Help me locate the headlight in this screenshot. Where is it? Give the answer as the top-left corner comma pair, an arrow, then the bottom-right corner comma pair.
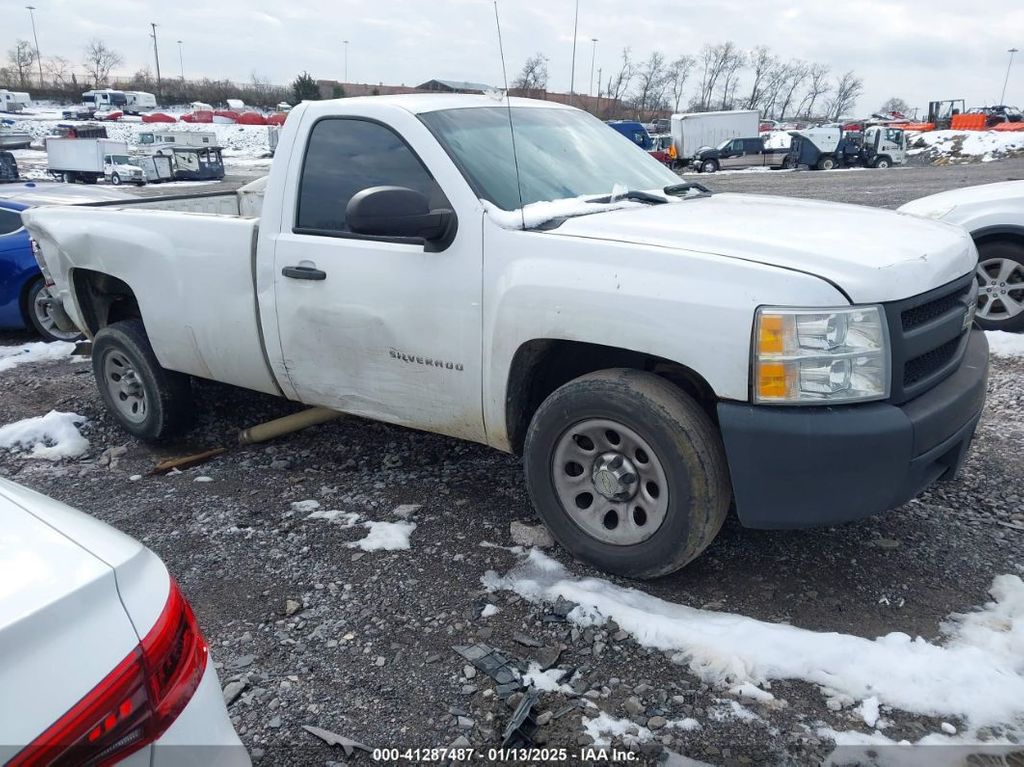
752,306 -> 890,404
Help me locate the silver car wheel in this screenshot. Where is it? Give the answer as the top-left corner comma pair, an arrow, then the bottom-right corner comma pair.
976,257 -> 1024,321
32,285 -> 81,341
103,351 -> 149,424
551,418 -> 670,546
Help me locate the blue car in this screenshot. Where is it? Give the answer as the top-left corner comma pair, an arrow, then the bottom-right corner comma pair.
0,199 -> 81,341
606,120 -> 654,151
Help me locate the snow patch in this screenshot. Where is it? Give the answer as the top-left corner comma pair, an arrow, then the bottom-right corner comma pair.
859,696 -> 881,728
521,663 -> 573,693
987,330 -> 1024,358
348,520 -> 416,551
0,411 -> 89,460
907,130 -> 1024,163
0,342 -> 76,373
307,509 -> 362,528
582,712 -> 653,747
483,549 -> 1024,736
480,604 -> 500,617
819,726 -> 1021,767
290,499 -> 320,513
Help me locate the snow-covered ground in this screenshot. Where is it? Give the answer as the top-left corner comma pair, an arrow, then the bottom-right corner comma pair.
0,410 -> 89,460
987,330 -> 1024,358
908,130 -> 1024,163
485,548 -> 1024,749
0,341 -> 75,372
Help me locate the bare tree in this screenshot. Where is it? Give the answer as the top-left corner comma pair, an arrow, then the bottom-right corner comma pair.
694,43 -> 727,111
512,53 -> 549,96
667,55 -> 695,113
827,70 -> 863,120
743,46 -> 776,112
797,62 -> 830,119
83,39 -> 124,87
605,47 -> 634,108
45,56 -> 74,88
631,51 -> 669,120
773,60 -> 809,120
879,96 -> 910,116
714,43 -> 745,110
7,40 -> 37,88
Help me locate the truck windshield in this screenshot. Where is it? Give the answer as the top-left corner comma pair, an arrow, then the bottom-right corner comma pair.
108,155 -> 133,165
419,106 -> 680,211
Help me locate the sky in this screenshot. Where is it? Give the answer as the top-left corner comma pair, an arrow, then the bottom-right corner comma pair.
3,0 -> 1022,116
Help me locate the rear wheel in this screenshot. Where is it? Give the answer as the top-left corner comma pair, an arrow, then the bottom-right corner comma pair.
817,156 -> 836,171
975,241 -> 1024,332
92,319 -> 194,442
62,171 -> 74,184
523,369 -> 731,579
25,278 -> 82,343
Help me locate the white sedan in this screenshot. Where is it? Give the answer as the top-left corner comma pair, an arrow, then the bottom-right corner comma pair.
0,478 -> 249,766
899,180 -> 1024,332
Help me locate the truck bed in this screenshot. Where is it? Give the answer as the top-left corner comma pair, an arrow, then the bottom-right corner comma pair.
23,202 -> 279,395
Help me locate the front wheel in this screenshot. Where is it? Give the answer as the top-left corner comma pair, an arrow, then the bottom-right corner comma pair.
523,369 -> 731,579
26,279 -> 83,342
975,241 -> 1024,332
874,156 -> 891,168
817,156 -> 836,170
110,172 -> 122,185
701,159 -> 719,173
92,319 -> 194,442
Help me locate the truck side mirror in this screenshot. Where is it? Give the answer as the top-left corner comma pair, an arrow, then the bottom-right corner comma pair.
346,186 -> 455,246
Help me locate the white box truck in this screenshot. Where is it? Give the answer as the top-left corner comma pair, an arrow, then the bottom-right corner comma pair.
46,138 -> 146,185
670,110 -> 759,165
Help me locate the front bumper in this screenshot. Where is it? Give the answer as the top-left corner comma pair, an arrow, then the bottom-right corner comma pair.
718,328 -> 988,529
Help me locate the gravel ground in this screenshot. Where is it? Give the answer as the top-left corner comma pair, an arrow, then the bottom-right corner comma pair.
2,162 -> 1023,766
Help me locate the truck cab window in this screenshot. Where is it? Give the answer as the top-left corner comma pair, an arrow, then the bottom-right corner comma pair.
296,118 -> 443,234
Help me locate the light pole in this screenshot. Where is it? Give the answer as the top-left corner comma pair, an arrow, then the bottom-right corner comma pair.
1001,48 -> 1019,105
568,0 -> 579,104
588,38 -> 598,98
177,40 -> 184,80
150,23 -> 163,102
25,6 -> 44,89
343,40 -> 349,82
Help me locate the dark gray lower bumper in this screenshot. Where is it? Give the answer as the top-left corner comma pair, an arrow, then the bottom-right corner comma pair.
718,329 -> 989,529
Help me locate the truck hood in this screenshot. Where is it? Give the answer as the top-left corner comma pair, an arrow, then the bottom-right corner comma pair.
549,192 -> 976,303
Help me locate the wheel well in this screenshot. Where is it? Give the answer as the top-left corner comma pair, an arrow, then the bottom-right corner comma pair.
505,339 -> 718,455
973,230 -> 1024,253
71,269 -> 142,335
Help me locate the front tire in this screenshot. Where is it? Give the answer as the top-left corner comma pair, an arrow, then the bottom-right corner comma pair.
92,319 -> 194,442
975,240 -> 1024,332
25,279 -> 82,342
523,369 -> 731,579
873,156 -> 891,168
110,172 -> 122,185
701,159 -> 719,173
817,156 -> 836,170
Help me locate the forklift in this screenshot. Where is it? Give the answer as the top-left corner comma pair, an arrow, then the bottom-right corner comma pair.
927,100 -> 965,130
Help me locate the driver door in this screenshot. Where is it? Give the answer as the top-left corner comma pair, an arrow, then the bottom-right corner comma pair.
269,117 -> 485,442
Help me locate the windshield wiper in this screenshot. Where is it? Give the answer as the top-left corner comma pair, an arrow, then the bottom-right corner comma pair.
586,189 -> 668,205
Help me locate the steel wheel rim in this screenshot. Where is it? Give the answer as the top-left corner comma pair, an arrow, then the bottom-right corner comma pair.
33,286 -> 80,341
975,257 -> 1024,320
551,418 -> 670,546
103,351 -> 148,424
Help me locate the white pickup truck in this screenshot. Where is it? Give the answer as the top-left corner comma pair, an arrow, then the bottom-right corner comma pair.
24,95 -> 988,578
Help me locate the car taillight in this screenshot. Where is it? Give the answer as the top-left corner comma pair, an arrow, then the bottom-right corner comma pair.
9,579 -> 208,767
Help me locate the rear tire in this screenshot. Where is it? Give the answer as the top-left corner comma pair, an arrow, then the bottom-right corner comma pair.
974,240 -> 1024,332
523,369 -> 731,579
817,156 -> 836,170
62,171 -> 74,184
92,319 -> 194,442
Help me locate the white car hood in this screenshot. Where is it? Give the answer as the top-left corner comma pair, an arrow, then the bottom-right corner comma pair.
550,192 -> 976,303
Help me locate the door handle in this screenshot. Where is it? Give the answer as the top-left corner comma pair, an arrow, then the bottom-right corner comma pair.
282,265 -> 327,281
